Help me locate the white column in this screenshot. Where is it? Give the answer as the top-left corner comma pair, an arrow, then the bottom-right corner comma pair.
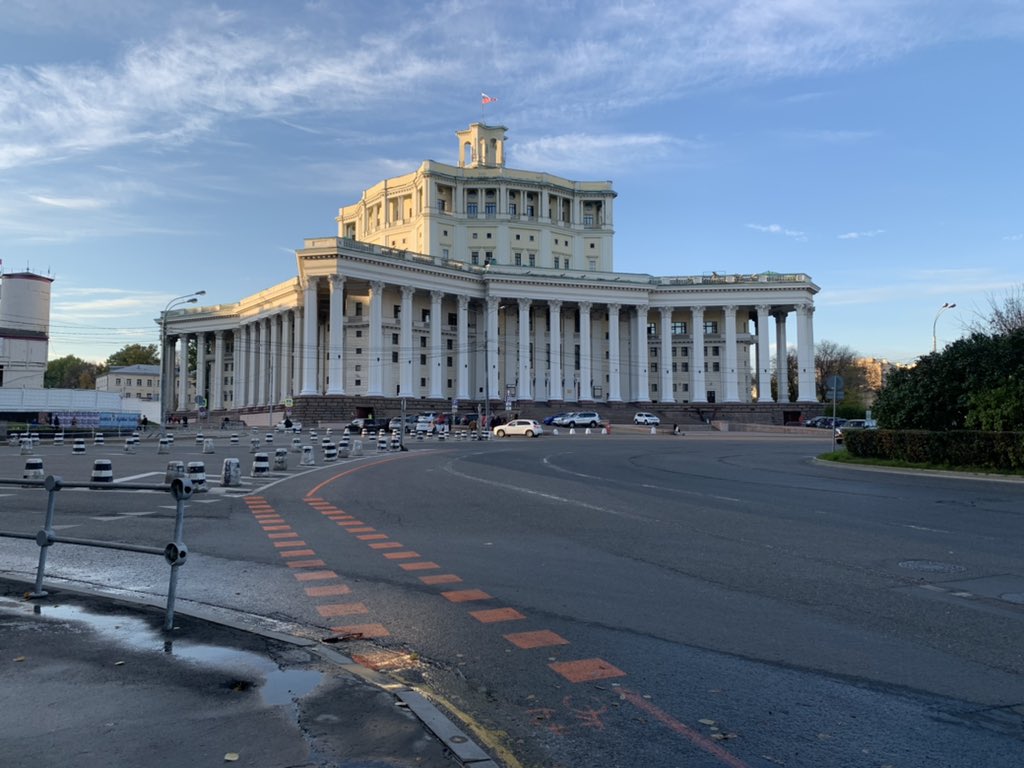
195,333 -> 207,407
178,334 -> 189,411
281,311 -> 293,398
659,307 -> 674,403
691,306 -> 707,403
532,305 -> 546,400
518,298 -> 532,400
579,301 -> 593,402
212,331 -> 225,410
796,304 -> 816,402
608,303 -> 622,402
456,295 -> 470,400
399,285 -> 414,397
774,310 -> 789,403
430,291 -> 444,398
301,279 -> 319,396
635,305 -> 650,403
230,331 -> 241,410
486,297 -> 500,403
163,336 -> 177,415
756,304 -> 774,402
368,281 -> 385,396
291,308 -> 303,396
246,323 -> 258,407
548,300 -> 562,402
723,305 -> 740,402
257,318 -> 269,407
268,314 -> 280,406
327,275 -> 345,395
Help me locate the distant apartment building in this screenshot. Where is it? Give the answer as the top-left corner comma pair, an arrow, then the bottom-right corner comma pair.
95,364 -> 161,401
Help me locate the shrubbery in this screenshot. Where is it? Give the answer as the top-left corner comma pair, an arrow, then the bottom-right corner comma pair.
845,429 -> 1024,470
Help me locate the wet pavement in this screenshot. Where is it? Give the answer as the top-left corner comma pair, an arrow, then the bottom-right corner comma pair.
0,577 -> 498,768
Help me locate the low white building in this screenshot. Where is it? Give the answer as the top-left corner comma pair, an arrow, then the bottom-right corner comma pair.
95,364 -> 161,402
161,123 -> 819,422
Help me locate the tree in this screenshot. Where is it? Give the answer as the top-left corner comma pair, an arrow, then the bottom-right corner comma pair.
45,355 -> 98,389
96,343 -> 160,375
814,340 -> 861,401
771,349 -> 799,403
966,284 -> 1024,336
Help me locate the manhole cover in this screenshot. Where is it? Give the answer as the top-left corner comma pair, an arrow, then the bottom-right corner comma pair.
898,560 -> 966,573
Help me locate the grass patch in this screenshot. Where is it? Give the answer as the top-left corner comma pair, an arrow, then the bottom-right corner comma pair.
819,449 -> 1024,477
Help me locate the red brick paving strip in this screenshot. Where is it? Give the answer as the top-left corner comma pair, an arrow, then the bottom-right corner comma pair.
441,589 -> 493,603
470,607 -> 526,623
399,561 -> 440,571
548,658 -> 626,683
305,584 -> 352,597
419,574 -> 463,585
316,602 -> 370,617
293,570 -> 338,581
504,630 -> 570,649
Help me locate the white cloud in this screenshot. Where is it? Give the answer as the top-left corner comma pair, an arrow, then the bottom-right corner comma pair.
747,223 -> 807,241
838,229 -> 885,239
29,195 -> 106,210
1003,233 -> 1023,241
513,133 -> 695,175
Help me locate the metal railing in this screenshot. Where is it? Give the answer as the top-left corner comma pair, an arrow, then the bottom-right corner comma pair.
0,475 -> 193,631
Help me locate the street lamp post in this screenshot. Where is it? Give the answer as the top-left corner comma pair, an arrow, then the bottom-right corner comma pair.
160,291 -> 206,434
932,301 -> 956,353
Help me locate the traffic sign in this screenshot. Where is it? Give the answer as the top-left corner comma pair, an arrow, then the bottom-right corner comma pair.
194,395 -> 207,407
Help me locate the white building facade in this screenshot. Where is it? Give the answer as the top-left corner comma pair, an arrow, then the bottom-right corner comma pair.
161,124 -> 818,418
0,271 -> 53,390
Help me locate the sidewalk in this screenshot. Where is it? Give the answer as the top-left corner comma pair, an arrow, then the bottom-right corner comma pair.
0,577 -> 497,768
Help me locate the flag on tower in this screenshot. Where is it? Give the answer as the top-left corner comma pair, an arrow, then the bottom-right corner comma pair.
481,93 -> 497,104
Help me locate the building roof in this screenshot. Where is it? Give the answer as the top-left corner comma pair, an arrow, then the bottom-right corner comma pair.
108,364 -> 161,375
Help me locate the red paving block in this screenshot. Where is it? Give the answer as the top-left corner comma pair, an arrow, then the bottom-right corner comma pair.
316,602 -> 369,617
279,549 -> 316,558
369,542 -> 404,549
356,534 -> 389,541
273,540 -> 308,548
383,551 -> 420,560
469,607 -> 526,623
399,561 -> 440,571
261,525 -> 291,532
286,559 -> 328,568
293,570 -> 338,581
419,574 -> 463,585
441,589 -> 492,603
337,521 -> 366,527
504,630 -> 570,650
304,584 -> 352,597
347,527 -> 376,533
329,623 -> 389,639
268,532 -> 299,539
548,658 -> 626,683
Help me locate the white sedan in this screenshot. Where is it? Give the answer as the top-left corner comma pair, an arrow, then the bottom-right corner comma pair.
492,419 -> 545,438
633,412 -> 660,425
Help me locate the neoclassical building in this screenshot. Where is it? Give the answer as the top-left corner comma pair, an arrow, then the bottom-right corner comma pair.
160,123 -> 819,422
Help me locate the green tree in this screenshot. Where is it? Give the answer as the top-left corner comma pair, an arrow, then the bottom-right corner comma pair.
770,349 -> 799,403
814,340 -> 862,401
44,355 -> 98,389
96,343 -> 160,375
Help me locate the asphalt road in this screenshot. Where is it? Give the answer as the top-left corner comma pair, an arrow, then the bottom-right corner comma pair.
1,429 -> 1022,767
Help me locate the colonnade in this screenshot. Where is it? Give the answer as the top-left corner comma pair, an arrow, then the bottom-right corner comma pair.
162,276 -> 817,412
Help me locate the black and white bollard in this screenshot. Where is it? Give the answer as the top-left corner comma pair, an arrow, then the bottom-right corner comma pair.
91,459 -> 114,485
252,452 -> 271,477
186,461 -> 208,492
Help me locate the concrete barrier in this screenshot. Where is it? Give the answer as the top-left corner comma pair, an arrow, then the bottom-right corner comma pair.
186,461 -> 208,492
22,456 -> 44,483
221,458 -> 241,486
165,461 -> 186,484
252,452 -> 270,477
91,459 -> 114,485
300,445 -> 315,466
72,438 -> 86,455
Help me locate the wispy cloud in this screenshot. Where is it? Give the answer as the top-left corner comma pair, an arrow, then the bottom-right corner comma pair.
788,129 -> 879,143
30,195 -> 106,210
514,133 -> 697,175
838,229 -> 885,239
747,223 -> 807,241
1003,233 -> 1023,241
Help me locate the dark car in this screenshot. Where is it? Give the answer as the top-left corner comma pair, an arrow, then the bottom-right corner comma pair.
543,412 -> 569,425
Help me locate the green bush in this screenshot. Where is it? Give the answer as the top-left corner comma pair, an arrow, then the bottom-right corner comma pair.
845,429 -> 1024,470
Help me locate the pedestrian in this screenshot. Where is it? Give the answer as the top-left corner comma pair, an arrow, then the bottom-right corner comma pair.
182,415 -> 188,429
140,415 -> 149,432
53,414 -> 61,430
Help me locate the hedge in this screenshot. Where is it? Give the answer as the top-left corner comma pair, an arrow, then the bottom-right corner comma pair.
844,429 -> 1024,471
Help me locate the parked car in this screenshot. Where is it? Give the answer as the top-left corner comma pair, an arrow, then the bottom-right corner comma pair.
552,412 -> 577,427
492,419 -> 544,438
543,412 -> 570,426
348,417 -> 390,432
834,418 -> 877,444
566,412 -> 602,428
633,412 -> 660,426
388,415 -> 418,433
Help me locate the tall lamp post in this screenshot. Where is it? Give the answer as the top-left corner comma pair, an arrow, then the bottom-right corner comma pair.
932,301 -> 956,353
161,290 -> 206,433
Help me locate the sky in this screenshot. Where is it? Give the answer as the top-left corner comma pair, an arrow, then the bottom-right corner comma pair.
1,0 -> 1022,367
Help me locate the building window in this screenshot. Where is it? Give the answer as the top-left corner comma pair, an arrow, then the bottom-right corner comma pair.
672,321 -> 686,335
682,362 -> 689,372
392,351 -> 398,363
651,362 -> 658,373
443,248 -> 449,258
467,203 -> 478,216
420,377 -> 427,387
115,378 -> 121,385
514,252 -> 522,265
354,302 -> 363,316
355,379 -> 361,386
471,251 -> 479,265
509,202 -> 517,215
447,339 -> 454,350
355,329 -> 362,338
712,346 -> 720,356
682,347 -> 689,357
355,348 -> 362,355
647,323 -> 657,337
528,253 -> 536,266
485,203 -> 496,215
437,200 -> 446,212
394,305 -> 401,319
515,233 -> 521,240
583,214 -> 594,226
420,354 -> 427,365
526,204 -> 535,217
420,336 -> 427,347
447,356 -> 453,367
448,313 -> 457,326
472,232 -> 478,239
354,365 -> 362,372
704,321 -> 718,334
136,379 -> 142,386
422,308 -> 430,322
392,333 -> 399,344
712,362 -> 720,372
485,251 -> 493,265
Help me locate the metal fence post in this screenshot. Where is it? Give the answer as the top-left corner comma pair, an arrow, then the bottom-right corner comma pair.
162,477 -> 193,631
30,475 -> 63,598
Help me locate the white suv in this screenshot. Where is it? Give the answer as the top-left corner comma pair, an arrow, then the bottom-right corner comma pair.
633,412 -> 660,425
566,412 -> 602,428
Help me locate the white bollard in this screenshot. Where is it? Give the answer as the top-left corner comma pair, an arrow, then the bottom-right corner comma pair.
22,456 -> 44,483
650,425 -> 657,435
164,461 -> 186,484
301,445 -> 315,466
252,452 -> 270,477
72,438 -> 86,455
273,448 -> 289,471
158,437 -> 171,454
91,459 -> 114,485
123,438 -> 136,454
186,461 -> 208,492
221,458 -> 241,486
202,438 -> 216,454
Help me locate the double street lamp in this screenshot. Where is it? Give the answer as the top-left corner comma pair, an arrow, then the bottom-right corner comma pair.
160,290 -> 206,431
932,301 -> 956,353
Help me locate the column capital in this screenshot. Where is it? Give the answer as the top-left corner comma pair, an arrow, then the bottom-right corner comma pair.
369,280 -> 384,293
771,308 -> 789,319
690,305 -> 705,317
486,296 -> 500,311
548,299 -> 562,312
723,304 -> 738,314
635,304 -> 649,315
796,303 -> 815,316
659,305 -> 673,319
431,290 -> 444,301
579,300 -> 592,314
328,274 -> 345,288
756,303 -> 772,314
301,276 -> 320,291
400,285 -> 415,300
457,294 -> 470,309
607,302 -> 620,314
519,297 -> 532,310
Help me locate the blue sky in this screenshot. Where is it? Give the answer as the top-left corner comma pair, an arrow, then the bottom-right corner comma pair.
1,0 -> 1021,366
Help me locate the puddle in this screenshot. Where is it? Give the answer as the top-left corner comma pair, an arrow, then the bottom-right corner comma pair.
1,596 -> 323,707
